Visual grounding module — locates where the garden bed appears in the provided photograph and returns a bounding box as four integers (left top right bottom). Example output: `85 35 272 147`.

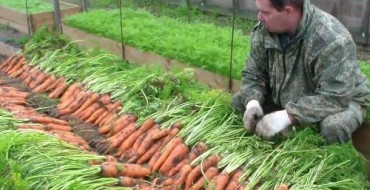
0 1 81 34
62 24 241 92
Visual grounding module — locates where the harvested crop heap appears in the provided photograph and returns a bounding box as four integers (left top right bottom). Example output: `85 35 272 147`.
0 30 369 190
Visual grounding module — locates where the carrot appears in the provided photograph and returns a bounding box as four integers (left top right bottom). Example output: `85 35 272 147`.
225 170 243 190
277 184 289 190
173 164 193 187
151 128 170 141
136 140 162 164
118 176 139 187
18 124 48 131
4 55 23 73
215 171 230 190
11 64 30 78
117 118 156 157
85 107 106 123
44 123 72 132
148 150 162 170
72 92 98 115
108 114 138 136
43 76 64 92
122 131 148 162
61 90 87 110
189 167 219 190
107 123 136 150
78 103 102 120
185 155 220 190
60 83 82 102
206 175 218 190
29 72 48 89
107 123 137 150
160 177 175 187
15 113 68 125
98 113 118 129
7 57 25 75
32 75 56 93
152 137 183 172
136 125 161 156
0 55 16 70
167 141 207 177
48 81 68 99
159 143 189 174
100 162 151 178
94 110 110 126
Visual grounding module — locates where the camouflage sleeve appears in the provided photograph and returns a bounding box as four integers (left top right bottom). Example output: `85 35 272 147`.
231 26 269 113
286 37 357 124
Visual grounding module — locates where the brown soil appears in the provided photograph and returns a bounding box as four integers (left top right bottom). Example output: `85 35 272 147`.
0 69 109 155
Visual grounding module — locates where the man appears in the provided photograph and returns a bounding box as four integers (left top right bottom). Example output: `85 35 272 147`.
232 0 370 144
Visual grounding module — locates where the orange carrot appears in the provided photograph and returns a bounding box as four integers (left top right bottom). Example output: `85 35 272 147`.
173 164 193 187
32 75 56 93
7 57 25 75
108 113 138 136
48 80 69 99
78 103 102 120
148 150 162 170
152 137 183 172
136 125 161 156
60 83 82 102
159 143 189 174
136 140 162 165
118 176 139 187
225 170 243 190
29 72 48 89
44 123 72 132
117 118 156 157
151 128 170 141
100 162 151 178
185 155 220 190
94 110 110 126
215 171 230 190
107 123 137 150
277 184 289 190
85 107 106 123
72 92 98 115
167 141 207 177
189 167 219 190
0 55 16 70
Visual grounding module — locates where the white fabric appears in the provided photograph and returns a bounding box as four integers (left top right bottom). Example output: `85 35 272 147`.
243 100 264 131
256 110 292 138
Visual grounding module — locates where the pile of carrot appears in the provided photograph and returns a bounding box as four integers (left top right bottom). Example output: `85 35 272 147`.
0 54 291 190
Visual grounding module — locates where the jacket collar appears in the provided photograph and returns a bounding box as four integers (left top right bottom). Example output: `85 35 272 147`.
264 0 315 50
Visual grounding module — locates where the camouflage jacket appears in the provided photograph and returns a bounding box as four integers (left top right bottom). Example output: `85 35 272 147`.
236 0 370 124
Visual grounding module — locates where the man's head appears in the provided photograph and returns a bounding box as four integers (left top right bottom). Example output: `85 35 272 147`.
256 0 304 34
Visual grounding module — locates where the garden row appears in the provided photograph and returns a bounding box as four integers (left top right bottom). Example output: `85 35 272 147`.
0 29 368 189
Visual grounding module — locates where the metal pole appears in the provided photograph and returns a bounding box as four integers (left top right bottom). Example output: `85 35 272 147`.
25 0 32 34
81 0 89 12
53 0 62 33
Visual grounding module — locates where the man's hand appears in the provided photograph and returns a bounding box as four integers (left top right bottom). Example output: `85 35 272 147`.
243 100 264 131
256 110 292 138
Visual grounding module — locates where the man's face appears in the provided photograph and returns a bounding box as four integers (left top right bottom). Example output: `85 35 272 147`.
256 0 290 33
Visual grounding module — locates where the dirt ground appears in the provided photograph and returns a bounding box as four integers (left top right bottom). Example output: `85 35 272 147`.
0 24 28 49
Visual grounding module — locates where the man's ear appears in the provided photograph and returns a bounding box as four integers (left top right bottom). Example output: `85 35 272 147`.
284 5 296 15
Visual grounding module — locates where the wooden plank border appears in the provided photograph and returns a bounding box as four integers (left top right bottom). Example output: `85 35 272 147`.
0 1 81 34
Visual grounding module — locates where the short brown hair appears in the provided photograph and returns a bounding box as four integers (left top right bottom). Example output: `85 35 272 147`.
269 0 304 11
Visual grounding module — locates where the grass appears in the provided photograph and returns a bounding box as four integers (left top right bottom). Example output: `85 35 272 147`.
0 0 70 13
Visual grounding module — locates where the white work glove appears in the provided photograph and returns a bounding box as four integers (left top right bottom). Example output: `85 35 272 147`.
243 100 264 131
256 110 292 138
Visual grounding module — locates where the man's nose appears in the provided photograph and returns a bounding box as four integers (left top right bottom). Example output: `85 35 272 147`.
257 12 264 22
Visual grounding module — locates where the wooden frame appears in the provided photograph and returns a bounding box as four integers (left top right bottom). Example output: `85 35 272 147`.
0 1 81 34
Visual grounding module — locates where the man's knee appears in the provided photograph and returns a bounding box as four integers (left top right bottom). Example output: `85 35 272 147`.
319 103 365 144
320 119 355 144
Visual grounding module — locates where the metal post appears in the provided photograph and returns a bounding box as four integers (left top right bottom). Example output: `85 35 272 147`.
53 0 62 33
81 0 89 12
